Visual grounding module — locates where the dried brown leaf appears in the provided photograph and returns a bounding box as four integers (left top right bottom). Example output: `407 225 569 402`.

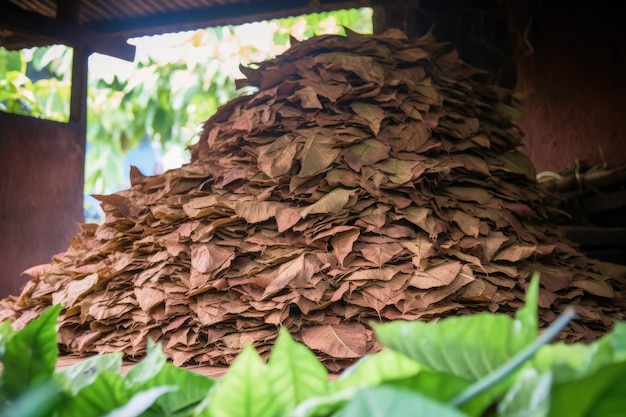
134 286 165 311
350 102 386 135
300 188 357 217
449 209 481 238
356 242 403 266
344 267 397 282
344 139 390 169
409 261 462 289
494 244 537 262
330 228 361 267
190 244 235 274
572 279 615 298
298 132 342 177
292 86 323 109
257 134 298 178
301 323 369 358
231 201 280 223
262 253 324 299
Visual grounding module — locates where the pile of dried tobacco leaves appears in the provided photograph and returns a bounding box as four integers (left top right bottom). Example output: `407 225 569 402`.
2 29 625 371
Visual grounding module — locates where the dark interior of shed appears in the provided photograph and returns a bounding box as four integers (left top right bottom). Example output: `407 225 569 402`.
1 0 625 298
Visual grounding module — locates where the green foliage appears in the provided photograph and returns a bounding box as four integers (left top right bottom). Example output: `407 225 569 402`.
335 386 468 417
372 275 538 383
59 371 129 417
548 362 626 417
137 363 213 416
0 379 64 417
0 46 71 121
57 352 123 395
332 348 422 392
267 328 329 413
271 8 373 47
1 276 626 417
496 368 551 417
103 386 178 417
203 345 278 417
1 304 61 400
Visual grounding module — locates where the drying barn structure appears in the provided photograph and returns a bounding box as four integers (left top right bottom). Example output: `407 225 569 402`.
1 0 625 368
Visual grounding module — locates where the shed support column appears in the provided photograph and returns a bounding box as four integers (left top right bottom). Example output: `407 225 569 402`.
58 0 89 125
372 0 516 88
372 0 422 39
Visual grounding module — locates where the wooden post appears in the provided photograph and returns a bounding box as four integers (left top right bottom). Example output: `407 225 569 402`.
372 0 422 39
372 0 516 87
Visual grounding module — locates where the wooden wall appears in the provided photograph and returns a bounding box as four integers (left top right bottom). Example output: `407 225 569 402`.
509 1 626 173
0 112 85 298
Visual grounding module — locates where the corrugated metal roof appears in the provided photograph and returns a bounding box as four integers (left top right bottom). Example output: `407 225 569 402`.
2 0 370 50
7 0 266 23
78 0 253 24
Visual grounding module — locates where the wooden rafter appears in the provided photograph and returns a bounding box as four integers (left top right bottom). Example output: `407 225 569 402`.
0 1 135 61
92 0 369 38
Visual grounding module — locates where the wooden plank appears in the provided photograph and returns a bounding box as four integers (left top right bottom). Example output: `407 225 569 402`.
542 165 626 193
559 226 626 247
582 190 626 215
0 1 135 60
56 0 88 124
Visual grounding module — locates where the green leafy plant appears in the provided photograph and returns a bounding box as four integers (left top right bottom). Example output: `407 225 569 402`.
1 274 626 417
0 47 71 121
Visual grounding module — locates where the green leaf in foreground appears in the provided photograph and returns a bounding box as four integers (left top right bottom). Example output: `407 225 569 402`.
287 388 359 417
373 275 539 382
59 370 128 417
610 320 626 362
510 273 539 351
332 349 421 392
334 386 469 417
531 336 613 384
390 369 490 417
205 344 278 417
449 307 575 408
374 313 523 381
548 361 626 417
496 368 552 417
138 362 215 416
121 340 215 416
102 386 177 417
0 319 15 359
57 352 123 395
124 339 167 389
268 327 329 413
0 379 65 417
2 304 62 399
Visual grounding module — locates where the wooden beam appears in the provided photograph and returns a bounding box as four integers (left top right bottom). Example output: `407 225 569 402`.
559 226 626 247
56 0 89 124
57 0 81 23
0 1 135 61
371 0 421 38
93 0 369 37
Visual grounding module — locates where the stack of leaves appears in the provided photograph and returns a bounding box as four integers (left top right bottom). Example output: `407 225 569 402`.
2 29 625 371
